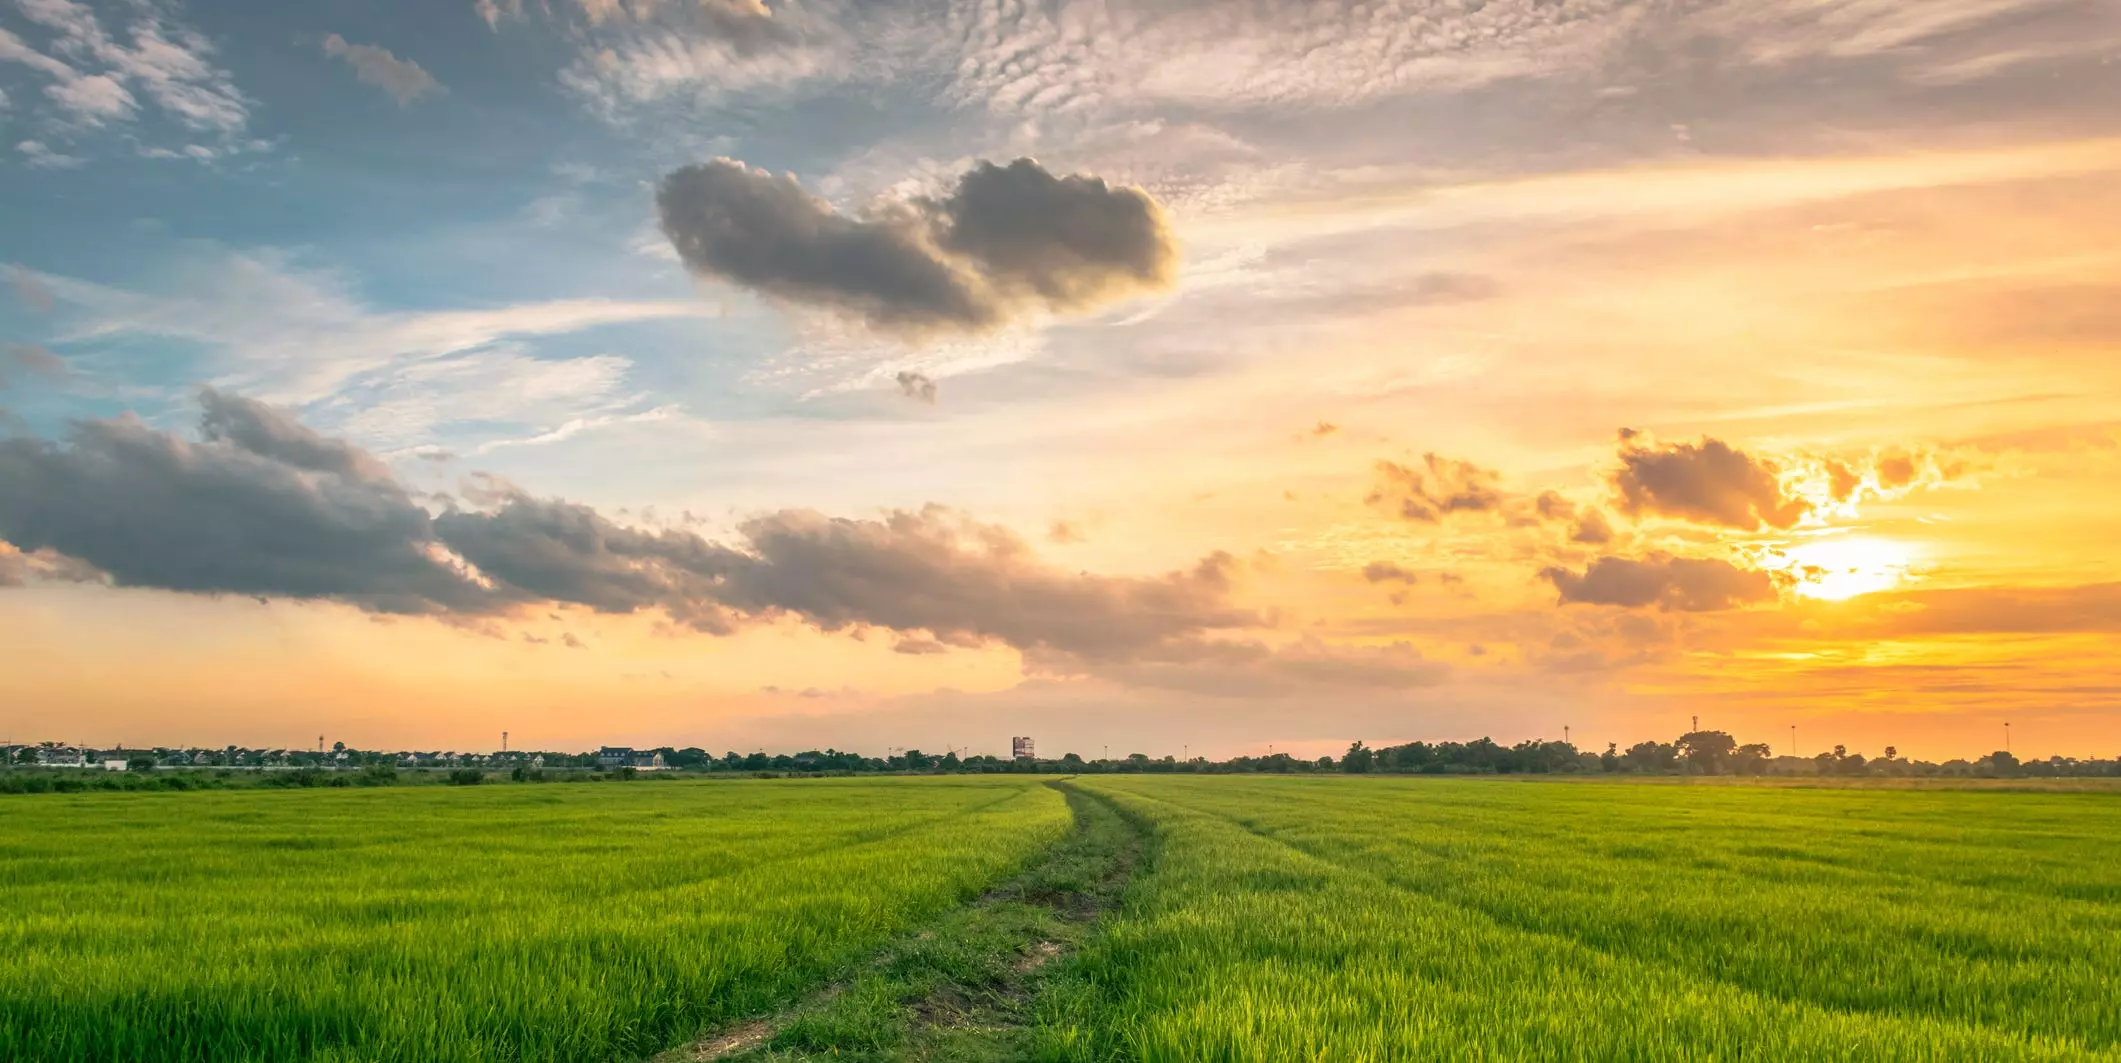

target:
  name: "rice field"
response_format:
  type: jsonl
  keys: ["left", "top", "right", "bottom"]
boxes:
{"left": 0, "top": 777, "right": 1069, "bottom": 1062}
{"left": 6, "top": 774, "right": 2117, "bottom": 1062}
{"left": 1037, "top": 776, "right": 2121, "bottom": 1062}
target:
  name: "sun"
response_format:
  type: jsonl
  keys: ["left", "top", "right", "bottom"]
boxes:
{"left": 1779, "top": 537, "right": 1916, "bottom": 601}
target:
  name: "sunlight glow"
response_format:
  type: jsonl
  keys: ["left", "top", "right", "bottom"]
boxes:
{"left": 1780, "top": 537, "right": 1916, "bottom": 601}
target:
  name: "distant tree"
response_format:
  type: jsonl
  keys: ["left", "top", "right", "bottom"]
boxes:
{"left": 1060, "top": 752, "right": 1086, "bottom": 769}
{"left": 1675, "top": 731, "right": 1738, "bottom": 774}
{"left": 1982, "top": 750, "right": 2019, "bottom": 777}
{"left": 1601, "top": 743, "right": 1620, "bottom": 772}
{"left": 126, "top": 755, "right": 158, "bottom": 773}
{"left": 1342, "top": 741, "right": 1374, "bottom": 774}
{"left": 1731, "top": 743, "right": 1772, "bottom": 775}
{"left": 447, "top": 768, "right": 483, "bottom": 786}
{"left": 1316, "top": 756, "right": 1334, "bottom": 769}
{"left": 1622, "top": 741, "right": 1679, "bottom": 773}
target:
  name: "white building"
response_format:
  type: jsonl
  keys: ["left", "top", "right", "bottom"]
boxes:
{"left": 100, "top": 759, "right": 129, "bottom": 771}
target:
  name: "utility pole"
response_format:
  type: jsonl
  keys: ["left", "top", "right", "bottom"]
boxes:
{"left": 1691, "top": 714, "right": 1698, "bottom": 732}
{"left": 2005, "top": 722, "right": 2011, "bottom": 754}
{"left": 317, "top": 734, "right": 324, "bottom": 755}
{"left": 1564, "top": 725, "right": 1571, "bottom": 747}
{"left": 1790, "top": 724, "right": 1797, "bottom": 758}
{"left": 502, "top": 731, "right": 508, "bottom": 754}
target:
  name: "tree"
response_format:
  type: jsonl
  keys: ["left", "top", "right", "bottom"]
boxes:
{"left": 1601, "top": 743, "right": 1620, "bottom": 772}
{"left": 1342, "top": 741, "right": 1374, "bottom": 774}
{"left": 1675, "top": 731, "right": 1738, "bottom": 774}
{"left": 1731, "top": 743, "right": 1772, "bottom": 775}
{"left": 1983, "top": 750, "right": 2019, "bottom": 777}
{"left": 1622, "top": 741, "right": 1678, "bottom": 773}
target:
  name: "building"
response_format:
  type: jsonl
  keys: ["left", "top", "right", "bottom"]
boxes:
{"left": 1012, "top": 736, "right": 1036, "bottom": 760}
{"left": 598, "top": 746, "right": 633, "bottom": 769}
{"left": 630, "top": 752, "right": 668, "bottom": 771}
{"left": 100, "top": 759, "right": 129, "bottom": 771}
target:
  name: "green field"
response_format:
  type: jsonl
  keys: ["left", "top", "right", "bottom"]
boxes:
{"left": 5, "top": 776, "right": 2118, "bottom": 1062}
{"left": 0, "top": 777, "right": 1068, "bottom": 1062}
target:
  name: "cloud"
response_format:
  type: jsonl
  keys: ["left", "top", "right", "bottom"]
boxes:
{"left": 7, "top": 266, "right": 55, "bottom": 313}
{"left": 197, "top": 387, "right": 390, "bottom": 480}
{"left": 1612, "top": 430, "right": 1810, "bottom": 530}
{"left": 0, "top": 408, "right": 489, "bottom": 614}
{"left": 2, "top": 344, "right": 69, "bottom": 388}
{"left": 0, "top": 393, "right": 1267, "bottom": 669}
{"left": 895, "top": 370, "right": 937, "bottom": 403}
{"left": 1570, "top": 508, "right": 1615, "bottom": 545}
{"left": 1048, "top": 520, "right": 1085, "bottom": 545}
{"left": 1366, "top": 454, "right": 1505, "bottom": 522}
{"left": 15, "top": 139, "right": 83, "bottom": 168}
{"left": 893, "top": 636, "right": 948, "bottom": 655}
{"left": 323, "top": 35, "right": 442, "bottom": 105}
{"left": 0, "top": 542, "right": 101, "bottom": 588}
{"left": 0, "top": 1, "right": 250, "bottom": 142}
{"left": 657, "top": 157, "right": 1176, "bottom": 335}
{"left": 1544, "top": 554, "right": 1779, "bottom": 612}
{"left": 1362, "top": 561, "right": 1419, "bottom": 585}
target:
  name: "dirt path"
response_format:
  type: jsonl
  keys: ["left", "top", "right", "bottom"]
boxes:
{"left": 654, "top": 781, "right": 1145, "bottom": 1062}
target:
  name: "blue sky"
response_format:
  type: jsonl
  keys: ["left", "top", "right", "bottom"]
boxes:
{"left": 5, "top": 0, "right": 2121, "bottom": 756}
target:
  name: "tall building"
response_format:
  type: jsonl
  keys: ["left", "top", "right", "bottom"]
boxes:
{"left": 1011, "top": 736, "right": 1035, "bottom": 760}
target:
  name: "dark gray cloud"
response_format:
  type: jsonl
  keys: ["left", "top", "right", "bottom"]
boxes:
{"left": 657, "top": 157, "right": 1176, "bottom": 334}
{"left": 710, "top": 507, "right": 1254, "bottom": 662}
{"left": 198, "top": 387, "right": 388, "bottom": 481}
{"left": 895, "top": 370, "right": 937, "bottom": 403}
{"left": 431, "top": 491, "right": 745, "bottom": 632}
{"left": 323, "top": 35, "right": 442, "bottom": 105}
{"left": 0, "top": 411, "right": 488, "bottom": 614}
{"left": 1612, "top": 430, "right": 1810, "bottom": 530}
{"left": 1544, "top": 554, "right": 1779, "bottom": 612}
{"left": 931, "top": 159, "right": 1178, "bottom": 314}
{"left": 1367, "top": 454, "right": 1506, "bottom": 522}
{"left": 1, "top": 392, "right": 1261, "bottom": 666}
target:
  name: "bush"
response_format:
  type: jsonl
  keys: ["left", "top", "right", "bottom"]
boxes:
{"left": 355, "top": 765, "right": 398, "bottom": 787}
{"left": 447, "top": 768, "right": 485, "bottom": 786}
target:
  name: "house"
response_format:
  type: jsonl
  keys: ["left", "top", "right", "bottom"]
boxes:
{"left": 100, "top": 759, "right": 129, "bottom": 771}
{"left": 38, "top": 748, "right": 87, "bottom": 768}
{"left": 531, "top": 754, "right": 546, "bottom": 769}
{"left": 598, "top": 746, "right": 634, "bottom": 768}
{"left": 629, "top": 752, "right": 668, "bottom": 771}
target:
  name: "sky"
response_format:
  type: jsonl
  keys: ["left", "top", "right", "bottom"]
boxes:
{"left": 3, "top": 0, "right": 2120, "bottom": 760}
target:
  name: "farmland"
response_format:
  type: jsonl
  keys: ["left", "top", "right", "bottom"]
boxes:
{"left": 1036, "top": 777, "right": 2121, "bottom": 1061}
{"left": 4, "top": 775, "right": 2117, "bottom": 1062}
{"left": 0, "top": 777, "right": 1068, "bottom": 1062}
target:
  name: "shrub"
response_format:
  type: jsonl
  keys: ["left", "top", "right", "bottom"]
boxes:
{"left": 448, "top": 768, "right": 485, "bottom": 786}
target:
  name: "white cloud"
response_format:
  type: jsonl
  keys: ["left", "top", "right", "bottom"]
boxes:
{"left": 31, "top": 250, "right": 714, "bottom": 405}
{"left": 43, "top": 71, "right": 133, "bottom": 122}
{"left": 0, "top": 0, "right": 250, "bottom": 151}
{"left": 15, "top": 138, "right": 83, "bottom": 168}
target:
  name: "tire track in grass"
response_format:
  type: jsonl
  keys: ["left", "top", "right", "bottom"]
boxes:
{"left": 1126, "top": 781, "right": 2111, "bottom": 1059}
{"left": 654, "top": 781, "right": 1147, "bottom": 1063}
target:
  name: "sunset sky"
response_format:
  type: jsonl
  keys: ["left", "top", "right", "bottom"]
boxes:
{"left": 3, "top": 0, "right": 2119, "bottom": 760}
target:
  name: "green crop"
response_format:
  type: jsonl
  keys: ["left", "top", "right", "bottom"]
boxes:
{"left": 0, "top": 777, "right": 1069, "bottom": 1062}
{"left": 1038, "top": 776, "right": 2121, "bottom": 1062}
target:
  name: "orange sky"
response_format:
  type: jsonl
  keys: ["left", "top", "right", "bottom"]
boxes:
{"left": 3, "top": 0, "right": 2119, "bottom": 761}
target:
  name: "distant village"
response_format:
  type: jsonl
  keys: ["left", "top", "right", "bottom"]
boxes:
{"left": 4, "top": 731, "right": 2118, "bottom": 781}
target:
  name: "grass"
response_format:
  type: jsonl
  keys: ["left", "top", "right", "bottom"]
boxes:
{"left": 9, "top": 773, "right": 2119, "bottom": 1062}
{"left": 0, "top": 777, "right": 1070, "bottom": 1063}
{"left": 683, "top": 783, "right": 1141, "bottom": 1063}
{"left": 1035, "top": 776, "right": 2121, "bottom": 1061}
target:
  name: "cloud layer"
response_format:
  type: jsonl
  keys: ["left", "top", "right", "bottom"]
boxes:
{"left": 1544, "top": 554, "right": 1779, "bottom": 612}
{"left": 657, "top": 157, "right": 1177, "bottom": 334}
{"left": 0, "top": 391, "right": 1257, "bottom": 666}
